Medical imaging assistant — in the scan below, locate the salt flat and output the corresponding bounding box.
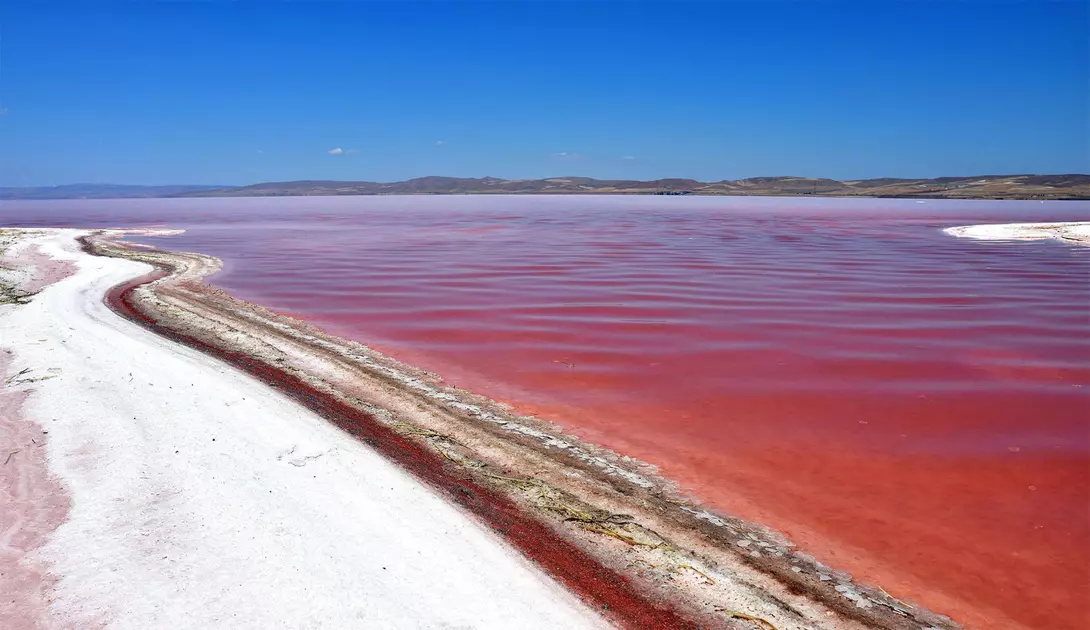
[943,221,1090,244]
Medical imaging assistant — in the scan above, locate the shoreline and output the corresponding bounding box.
[8,225,1025,629]
[78,227,963,630]
[101,263,697,629]
[0,215,1080,629]
[0,229,607,629]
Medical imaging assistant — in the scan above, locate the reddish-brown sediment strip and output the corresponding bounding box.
[86,233,960,630]
[0,233,75,630]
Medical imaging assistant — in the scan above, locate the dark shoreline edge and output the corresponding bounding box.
[99,267,692,629]
[80,233,961,630]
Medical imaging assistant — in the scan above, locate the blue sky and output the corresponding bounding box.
[0,1,1086,186]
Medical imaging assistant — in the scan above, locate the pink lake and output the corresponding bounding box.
[4,195,1088,629]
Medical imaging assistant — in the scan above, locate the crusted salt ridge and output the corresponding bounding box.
[943,221,1090,245]
[87,228,964,630]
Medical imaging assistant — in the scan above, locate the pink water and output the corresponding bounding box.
[5,195,1088,629]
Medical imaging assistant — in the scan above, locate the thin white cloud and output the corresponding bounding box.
[435,140,445,147]
[551,151,584,160]
[328,147,344,155]
[621,155,636,161]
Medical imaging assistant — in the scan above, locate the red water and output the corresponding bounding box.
[5,195,1089,629]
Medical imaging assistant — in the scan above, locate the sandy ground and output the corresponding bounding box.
[943,221,1090,245]
[0,229,607,629]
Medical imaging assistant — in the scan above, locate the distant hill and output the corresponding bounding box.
[3,175,1087,200]
[0,183,222,200]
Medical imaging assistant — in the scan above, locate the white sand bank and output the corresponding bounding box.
[943,221,1090,245]
[1,230,605,629]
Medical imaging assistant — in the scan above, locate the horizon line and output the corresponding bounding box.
[5,172,1090,190]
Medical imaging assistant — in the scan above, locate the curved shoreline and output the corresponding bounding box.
[2,228,607,629]
[80,229,962,630]
[103,266,695,629]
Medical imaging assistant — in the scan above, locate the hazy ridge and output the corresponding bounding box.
[2,174,1087,200]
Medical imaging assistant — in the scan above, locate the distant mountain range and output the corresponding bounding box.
[3,174,1088,200]
[0,183,223,200]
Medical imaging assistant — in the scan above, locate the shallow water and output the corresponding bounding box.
[4,195,1088,629]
